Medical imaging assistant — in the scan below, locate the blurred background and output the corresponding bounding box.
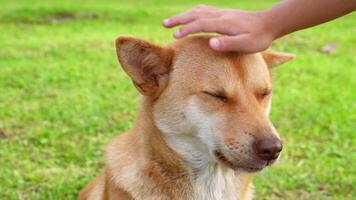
[0,0,355,199]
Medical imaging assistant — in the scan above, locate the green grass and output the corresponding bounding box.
[0,0,355,199]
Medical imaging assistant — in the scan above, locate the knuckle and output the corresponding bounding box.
[219,37,227,45]
[179,26,187,33]
[176,17,185,24]
[176,14,193,23]
[170,16,179,22]
[222,37,233,47]
[195,20,204,29]
[200,20,210,31]
[181,25,192,33]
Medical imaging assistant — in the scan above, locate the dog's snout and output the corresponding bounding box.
[254,138,282,161]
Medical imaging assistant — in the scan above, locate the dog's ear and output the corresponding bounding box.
[262,50,295,69]
[115,36,173,96]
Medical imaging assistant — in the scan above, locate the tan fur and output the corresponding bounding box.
[79,35,294,200]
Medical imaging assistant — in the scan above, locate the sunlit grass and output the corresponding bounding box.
[0,0,355,199]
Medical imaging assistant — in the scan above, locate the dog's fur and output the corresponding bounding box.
[79,35,294,200]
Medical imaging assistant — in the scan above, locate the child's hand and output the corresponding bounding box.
[163,1,356,53]
[163,5,275,53]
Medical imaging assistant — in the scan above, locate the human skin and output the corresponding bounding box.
[163,0,356,53]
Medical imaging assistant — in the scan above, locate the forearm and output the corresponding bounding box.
[265,0,356,39]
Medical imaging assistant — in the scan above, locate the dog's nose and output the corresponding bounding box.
[254,138,282,161]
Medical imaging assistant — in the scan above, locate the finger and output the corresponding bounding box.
[163,9,200,28]
[163,5,219,28]
[209,35,267,53]
[174,19,229,38]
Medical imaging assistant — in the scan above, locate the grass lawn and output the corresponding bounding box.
[0,0,355,199]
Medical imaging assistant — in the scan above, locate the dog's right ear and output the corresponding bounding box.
[115,36,173,96]
[262,50,295,69]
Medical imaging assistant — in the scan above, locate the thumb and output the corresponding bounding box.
[209,35,263,53]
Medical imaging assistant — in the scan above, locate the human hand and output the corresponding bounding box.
[163,5,276,53]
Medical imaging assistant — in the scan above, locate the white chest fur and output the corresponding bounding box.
[163,135,247,200]
[194,163,238,200]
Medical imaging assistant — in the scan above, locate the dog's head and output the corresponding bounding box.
[116,36,294,172]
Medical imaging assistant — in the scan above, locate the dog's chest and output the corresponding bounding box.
[193,165,239,200]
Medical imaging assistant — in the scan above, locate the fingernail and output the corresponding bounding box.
[163,19,171,26]
[210,38,220,49]
[174,30,182,38]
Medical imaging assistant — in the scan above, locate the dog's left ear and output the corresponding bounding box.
[115,36,173,96]
[262,50,295,69]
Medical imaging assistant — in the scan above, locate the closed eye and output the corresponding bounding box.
[257,88,272,99]
[202,91,228,102]
[263,90,271,96]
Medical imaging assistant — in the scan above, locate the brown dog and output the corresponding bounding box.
[79,35,294,200]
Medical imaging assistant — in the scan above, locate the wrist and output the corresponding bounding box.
[260,8,282,40]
